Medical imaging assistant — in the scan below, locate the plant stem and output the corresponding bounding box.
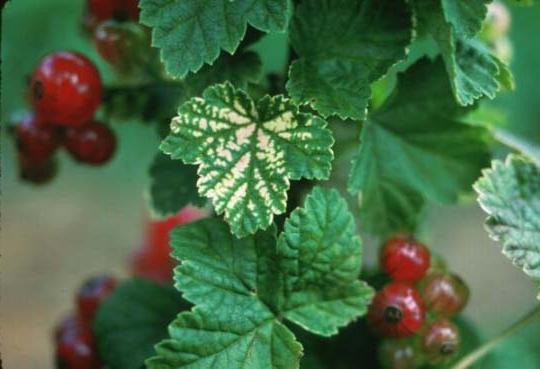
[452,306,540,369]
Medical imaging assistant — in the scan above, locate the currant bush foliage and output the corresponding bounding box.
[287,0,413,120]
[475,155,540,283]
[94,279,191,369]
[348,57,491,235]
[414,0,513,105]
[160,82,334,237]
[139,0,289,77]
[146,187,373,369]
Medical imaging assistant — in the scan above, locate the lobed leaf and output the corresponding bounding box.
[413,0,513,106]
[146,187,373,369]
[287,0,413,120]
[161,82,334,238]
[278,187,374,336]
[475,155,540,281]
[348,57,491,235]
[140,0,289,77]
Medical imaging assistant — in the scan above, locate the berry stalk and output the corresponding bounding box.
[451,306,540,369]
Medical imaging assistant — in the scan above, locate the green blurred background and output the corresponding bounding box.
[1,1,539,368]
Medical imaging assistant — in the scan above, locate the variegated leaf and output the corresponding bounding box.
[161,83,334,237]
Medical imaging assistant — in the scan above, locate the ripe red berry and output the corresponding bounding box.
[55,317,101,369]
[83,0,140,32]
[94,21,150,73]
[16,113,62,164]
[367,282,425,338]
[420,273,470,317]
[30,51,102,127]
[421,320,460,364]
[76,275,117,323]
[381,236,431,282]
[64,121,117,165]
[378,338,423,369]
[18,153,58,184]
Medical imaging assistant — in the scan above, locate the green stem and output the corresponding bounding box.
[452,306,540,369]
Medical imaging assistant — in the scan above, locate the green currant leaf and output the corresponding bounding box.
[148,152,206,216]
[161,82,334,238]
[94,278,191,369]
[348,57,491,235]
[413,0,513,106]
[139,0,289,77]
[475,155,540,281]
[440,0,490,38]
[278,187,374,336]
[146,187,373,369]
[287,0,413,120]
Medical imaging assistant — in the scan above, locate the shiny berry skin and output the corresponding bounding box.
[420,273,470,317]
[30,51,102,127]
[381,236,431,282]
[378,338,423,369]
[55,317,100,369]
[16,113,62,163]
[368,282,425,338]
[94,21,150,73]
[130,207,208,283]
[64,121,117,165]
[18,153,58,185]
[421,320,460,364]
[76,275,117,323]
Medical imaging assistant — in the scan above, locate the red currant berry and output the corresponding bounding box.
[420,273,470,317]
[367,282,425,338]
[30,51,102,127]
[481,1,511,42]
[84,0,140,32]
[421,319,460,364]
[378,338,423,369]
[381,236,431,282]
[55,318,101,369]
[64,121,117,165]
[16,113,62,164]
[94,21,150,73]
[76,275,117,323]
[18,153,58,184]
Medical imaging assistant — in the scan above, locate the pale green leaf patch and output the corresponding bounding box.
[475,155,540,281]
[161,82,334,238]
[146,187,374,369]
[287,0,413,120]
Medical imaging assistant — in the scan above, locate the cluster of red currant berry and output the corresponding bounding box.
[15,51,116,184]
[367,235,470,369]
[55,275,117,369]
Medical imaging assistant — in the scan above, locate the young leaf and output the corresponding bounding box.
[148,152,206,216]
[278,187,374,336]
[146,187,373,369]
[287,0,413,120]
[94,278,191,369]
[475,155,540,281]
[348,57,491,235]
[139,0,289,77]
[413,0,513,106]
[161,82,334,238]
